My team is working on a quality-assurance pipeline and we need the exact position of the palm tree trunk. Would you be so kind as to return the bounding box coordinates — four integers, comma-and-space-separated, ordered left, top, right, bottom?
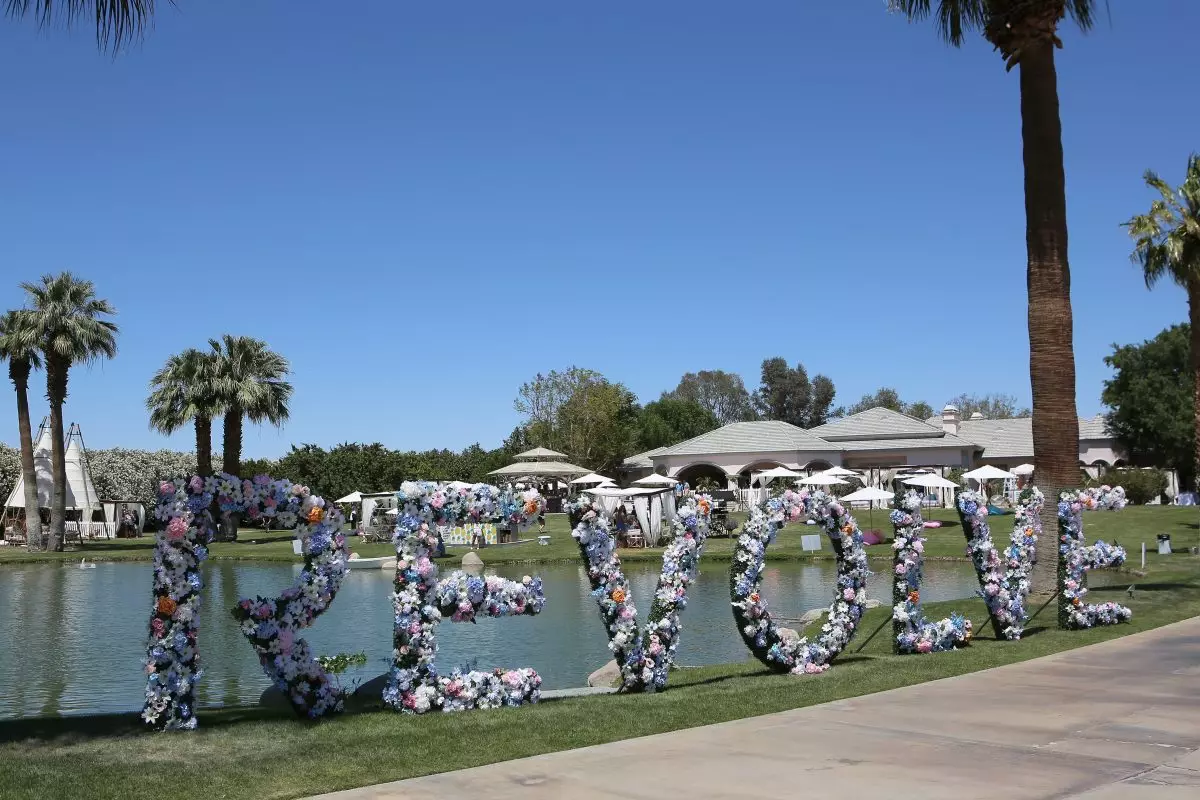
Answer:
216, 408, 243, 542
11, 362, 42, 548
1188, 279, 1200, 494
45, 358, 69, 552
1018, 41, 1079, 603
195, 415, 213, 478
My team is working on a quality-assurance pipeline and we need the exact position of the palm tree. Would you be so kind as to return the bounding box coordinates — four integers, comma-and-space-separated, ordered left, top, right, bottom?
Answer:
22, 273, 118, 551
146, 348, 222, 478
889, 1, 1096, 598
209, 335, 292, 541
1124, 154, 1200, 493
6, 0, 159, 52
0, 310, 43, 547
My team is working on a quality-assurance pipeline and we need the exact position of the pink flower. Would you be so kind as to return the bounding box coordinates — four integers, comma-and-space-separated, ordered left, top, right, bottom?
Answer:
894, 564, 907, 575
913, 541, 924, 554
430, 495, 445, 509
167, 517, 188, 541
159, 481, 174, 497
189, 476, 204, 493
802, 662, 825, 674
278, 628, 294, 654
843, 588, 856, 601
917, 640, 933, 653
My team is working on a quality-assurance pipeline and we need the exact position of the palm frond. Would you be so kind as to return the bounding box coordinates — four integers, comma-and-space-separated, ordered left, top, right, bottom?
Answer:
1124, 154, 1200, 291
5, 0, 161, 53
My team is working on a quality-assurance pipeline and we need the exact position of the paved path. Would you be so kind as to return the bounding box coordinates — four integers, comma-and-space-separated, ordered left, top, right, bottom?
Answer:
314, 618, 1200, 799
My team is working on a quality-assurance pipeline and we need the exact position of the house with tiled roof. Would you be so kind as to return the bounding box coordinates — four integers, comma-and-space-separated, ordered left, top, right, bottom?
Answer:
620, 405, 1126, 489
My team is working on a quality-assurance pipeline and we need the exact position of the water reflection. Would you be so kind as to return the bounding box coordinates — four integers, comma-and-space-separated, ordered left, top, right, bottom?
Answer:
0, 557, 984, 719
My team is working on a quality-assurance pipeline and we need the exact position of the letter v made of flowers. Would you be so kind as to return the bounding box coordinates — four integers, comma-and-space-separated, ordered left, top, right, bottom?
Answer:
568, 492, 712, 692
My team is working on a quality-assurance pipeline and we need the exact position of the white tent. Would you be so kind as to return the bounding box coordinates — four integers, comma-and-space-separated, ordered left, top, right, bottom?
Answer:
4, 421, 100, 514
335, 491, 363, 504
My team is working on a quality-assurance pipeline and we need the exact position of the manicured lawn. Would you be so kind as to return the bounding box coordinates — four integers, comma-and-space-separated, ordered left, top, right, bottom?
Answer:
3, 504, 1195, 567
1, 549, 1198, 800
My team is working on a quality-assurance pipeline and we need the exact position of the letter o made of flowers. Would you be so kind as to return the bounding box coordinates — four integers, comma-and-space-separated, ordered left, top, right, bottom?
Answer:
385, 482, 546, 714
568, 493, 712, 692
730, 490, 869, 674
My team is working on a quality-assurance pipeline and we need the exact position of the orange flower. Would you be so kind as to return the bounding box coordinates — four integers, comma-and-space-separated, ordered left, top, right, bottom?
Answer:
698, 499, 710, 514
524, 500, 539, 515
908, 591, 919, 604
841, 525, 854, 535
611, 588, 626, 604
307, 506, 324, 523
749, 592, 760, 604
157, 596, 177, 616
1073, 597, 1082, 606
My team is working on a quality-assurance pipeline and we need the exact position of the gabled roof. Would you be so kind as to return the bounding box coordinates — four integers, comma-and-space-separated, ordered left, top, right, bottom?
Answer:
953, 418, 1034, 459
623, 446, 668, 468
1078, 415, 1112, 439
839, 434, 977, 452
658, 420, 837, 457
810, 407, 945, 441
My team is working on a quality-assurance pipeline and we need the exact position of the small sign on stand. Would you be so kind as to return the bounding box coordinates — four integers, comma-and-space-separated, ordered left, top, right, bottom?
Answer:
292, 538, 303, 556
801, 534, 822, 552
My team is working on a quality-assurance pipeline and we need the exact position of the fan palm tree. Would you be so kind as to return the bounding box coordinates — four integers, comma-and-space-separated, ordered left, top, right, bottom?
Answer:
0, 310, 43, 547
889, 0, 1096, 598
22, 273, 118, 551
146, 348, 222, 478
1124, 154, 1200, 492
5, 0, 160, 52
209, 335, 292, 541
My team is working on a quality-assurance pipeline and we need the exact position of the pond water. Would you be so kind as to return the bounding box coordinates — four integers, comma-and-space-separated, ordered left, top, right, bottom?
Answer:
0, 557, 988, 720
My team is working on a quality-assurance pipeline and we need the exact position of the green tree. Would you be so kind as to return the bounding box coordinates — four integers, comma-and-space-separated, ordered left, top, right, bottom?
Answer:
22, 273, 118, 551
637, 396, 719, 450
87, 447, 197, 509
1124, 154, 1200, 491
831, 388, 933, 421
946, 392, 1030, 419
0, 442, 19, 509
557, 380, 640, 475
890, 0, 1097, 598
0, 310, 43, 546
6, 0, 157, 52
752, 357, 836, 428
907, 400, 935, 421
1102, 325, 1194, 492
208, 335, 292, 541
666, 370, 757, 424
146, 348, 222, 477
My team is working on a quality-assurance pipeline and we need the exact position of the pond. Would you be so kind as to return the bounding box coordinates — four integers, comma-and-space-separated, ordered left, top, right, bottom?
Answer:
0, 557, 988, 720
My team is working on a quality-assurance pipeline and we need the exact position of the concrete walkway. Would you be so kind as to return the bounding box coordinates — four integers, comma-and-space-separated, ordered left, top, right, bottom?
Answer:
314, 618, 1200, 799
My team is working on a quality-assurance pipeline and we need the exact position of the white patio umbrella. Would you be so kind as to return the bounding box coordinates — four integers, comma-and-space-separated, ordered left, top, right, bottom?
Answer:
962, 465, 1016, 482
753, 466, 803, 486
840, 486, 894, 527
570, 473, 614, 486
447, 481, 474, 491
1012, 463, 1036, 476
633, 474, 678, 487
819, 466, 860, 478
335, 491, 363, 504
797, 474, 848, 487
901, 473, 960, 489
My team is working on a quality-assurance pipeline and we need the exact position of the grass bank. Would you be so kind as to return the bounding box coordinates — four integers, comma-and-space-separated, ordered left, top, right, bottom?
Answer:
1, 550, 1199, 800
2, 505, 1195, 567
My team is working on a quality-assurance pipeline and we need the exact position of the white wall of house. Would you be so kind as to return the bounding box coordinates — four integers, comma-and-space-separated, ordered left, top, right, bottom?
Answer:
654, 449, 843, 488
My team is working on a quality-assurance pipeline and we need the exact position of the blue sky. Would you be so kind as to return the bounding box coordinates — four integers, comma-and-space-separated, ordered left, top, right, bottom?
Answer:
0, 1, 1194, 458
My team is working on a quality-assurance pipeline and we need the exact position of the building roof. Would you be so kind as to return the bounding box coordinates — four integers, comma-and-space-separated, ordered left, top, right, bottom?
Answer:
839, 434, 977, 452
488, 460, 590, 477
952, 418, 1034, 459
514, 446, 568, 460
1078, 415, 1112, 439
810, 407, 945, 441
622, 446, 668, 468
658, 420, 837, 457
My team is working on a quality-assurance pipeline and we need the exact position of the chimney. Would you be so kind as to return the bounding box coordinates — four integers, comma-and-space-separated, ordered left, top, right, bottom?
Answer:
941, 405, 960, 436
969, 411, 984, 420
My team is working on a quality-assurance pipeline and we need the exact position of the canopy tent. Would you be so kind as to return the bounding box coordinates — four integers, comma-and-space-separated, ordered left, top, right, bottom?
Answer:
4, 420, 100, 515
1012, 463, 1036, 476
632, 473, 677, 487
570, 473, 614, 486
488, 460, 590, 480
513, 447, 567, 461
101, 500, 146, 535
335, 491, 363, 504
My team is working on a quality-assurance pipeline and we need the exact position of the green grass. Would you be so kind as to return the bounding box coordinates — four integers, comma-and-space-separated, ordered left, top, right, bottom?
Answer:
3, 505, 1195, 567
1, 544, 1199, 799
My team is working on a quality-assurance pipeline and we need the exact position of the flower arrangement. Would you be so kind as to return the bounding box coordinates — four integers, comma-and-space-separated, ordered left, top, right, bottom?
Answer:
385, 481, 545, 714
1013, 486, 1043, 566
1080, 485, 1127, 511
569, 493, 713, 691
730, 491, 869, 674
892, 491, 971, 653
957, 490, 1030, 640
230, 480, 350, 720
1057, 491, 1132, 629
144, 473, 349, 730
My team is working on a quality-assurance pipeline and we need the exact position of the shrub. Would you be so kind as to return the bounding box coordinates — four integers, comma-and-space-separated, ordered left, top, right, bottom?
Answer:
1108, 468, 1169, 505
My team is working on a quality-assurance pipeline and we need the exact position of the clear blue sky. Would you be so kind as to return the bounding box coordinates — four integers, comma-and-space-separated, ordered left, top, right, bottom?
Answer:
1, 1, 1194, 458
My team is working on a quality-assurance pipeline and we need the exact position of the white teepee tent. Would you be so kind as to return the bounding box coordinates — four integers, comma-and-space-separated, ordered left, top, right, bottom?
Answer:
4, 419, 100, 514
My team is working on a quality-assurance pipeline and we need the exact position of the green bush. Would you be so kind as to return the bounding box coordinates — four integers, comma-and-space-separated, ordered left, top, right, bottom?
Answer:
1108, 468, 1169, 505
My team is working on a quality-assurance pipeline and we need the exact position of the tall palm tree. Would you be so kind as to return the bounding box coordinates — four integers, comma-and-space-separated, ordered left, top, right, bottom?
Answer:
22, 273, 118, 551
0, 310, 43, 547
889, 0, 1096, 599
1124, 154, 1200, 493
6, 0, 160, 52
209, 335, 292, 541
146, 348, 222, 478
